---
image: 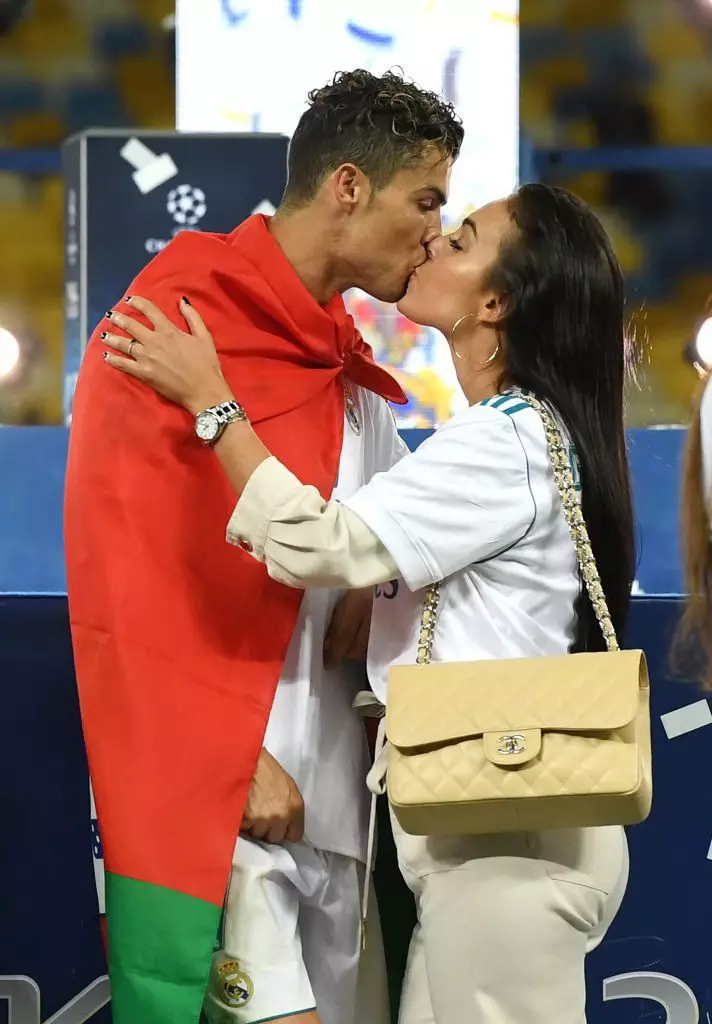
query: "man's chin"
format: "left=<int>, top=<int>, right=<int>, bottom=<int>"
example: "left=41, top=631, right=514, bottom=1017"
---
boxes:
left=369, top=286, right=408, bottom=305
left=361, top=274, right=411, bottom=305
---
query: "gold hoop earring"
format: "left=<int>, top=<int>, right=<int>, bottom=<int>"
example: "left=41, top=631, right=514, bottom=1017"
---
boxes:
left=449, top=313, right=500, bottom=366
left=452, top=340, right=500, bottom=366
left=450, top=312, right=477, bottom=338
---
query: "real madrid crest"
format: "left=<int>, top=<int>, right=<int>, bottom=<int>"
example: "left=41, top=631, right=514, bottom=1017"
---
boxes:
left=218, top=959, right=254, bottom=1009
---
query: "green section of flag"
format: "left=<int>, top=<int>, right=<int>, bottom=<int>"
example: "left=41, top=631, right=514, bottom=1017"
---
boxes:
left=106, top=871, right=220, bottom=1024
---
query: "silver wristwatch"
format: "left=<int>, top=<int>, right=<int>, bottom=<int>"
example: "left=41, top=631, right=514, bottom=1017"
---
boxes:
left=194, top=399, right=248, bottom=446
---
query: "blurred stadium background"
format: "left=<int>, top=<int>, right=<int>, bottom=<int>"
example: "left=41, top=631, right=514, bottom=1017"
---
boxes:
left=1, top=0, right=712, bottom=426
left=0, top=0, right=175, bottom=425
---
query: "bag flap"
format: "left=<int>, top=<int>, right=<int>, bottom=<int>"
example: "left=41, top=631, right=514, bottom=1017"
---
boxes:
left=386, top=649, right=648, bottom=751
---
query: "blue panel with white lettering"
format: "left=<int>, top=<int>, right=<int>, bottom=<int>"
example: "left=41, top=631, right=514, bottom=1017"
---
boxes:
left=585, top=597, right=712, bottom=1023
left=0, top=597, right=110, bottom=1024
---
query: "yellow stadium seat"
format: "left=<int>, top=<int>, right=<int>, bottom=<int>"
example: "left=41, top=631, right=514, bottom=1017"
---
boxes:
left=565, top=119, right=596, bottom=146
left=40, top=176, right=64, bottom=215
left=561, top=0, right=626, bottom=30
left=113, top=53, right=174, bottom=127
left=678, top=274, right=712, bottom=311
left=8, top=112, right=65, bottom=148
left=0, top=8, right=88, bottom=62
left=648, top=82, right=703, bottom=145
left=640, top=299, right=700, bottom=412
left=0, top=296, right=65, bottom=424
left=561, top=171, right=606, bottom=207
left=520, top=75, right=560, bottom=144
left=643, top=23, right=706, bottom=63
left=520, top=76, right=551, bottom=119
left=535, top=56, right=588, bottom=91
left=596, top=212, right=643, bottom=274
left=520, top=0, right=568, bottom=28
left=32, top=302, right=65, bottom=373
left=131, top=0, right=174, bottom=26
left=0, top=199, right=62, bottom=300
left=694, top=88, right=712, bottom=145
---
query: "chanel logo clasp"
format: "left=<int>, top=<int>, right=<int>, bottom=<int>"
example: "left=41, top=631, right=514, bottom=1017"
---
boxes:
left=497, top=733, right=526, bottom=756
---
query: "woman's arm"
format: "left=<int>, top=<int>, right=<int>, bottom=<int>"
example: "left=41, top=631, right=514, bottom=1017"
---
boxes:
left=102, top=296, right=535, bottom=595
left=101, top=297, right=398, bottom=589
left=224, top=453, right=397, bottom=589
left=194, top=406, right=399, bottom=589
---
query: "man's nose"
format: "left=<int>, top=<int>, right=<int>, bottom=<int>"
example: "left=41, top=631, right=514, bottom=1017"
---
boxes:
left=423, top=208, right=443, bottom=247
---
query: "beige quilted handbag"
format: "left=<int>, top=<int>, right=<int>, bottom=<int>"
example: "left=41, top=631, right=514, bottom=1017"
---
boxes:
left=386, top=392, right=652, bottom=836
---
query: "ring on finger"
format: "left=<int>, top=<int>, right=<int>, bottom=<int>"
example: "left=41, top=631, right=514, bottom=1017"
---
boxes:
left=128, top=339, right=137, bottom=359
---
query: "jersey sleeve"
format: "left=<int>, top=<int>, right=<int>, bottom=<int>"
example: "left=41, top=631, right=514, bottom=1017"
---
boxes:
left=227, top=458, right=398, bottom=589
left=344, top=408, right=537, bottom=591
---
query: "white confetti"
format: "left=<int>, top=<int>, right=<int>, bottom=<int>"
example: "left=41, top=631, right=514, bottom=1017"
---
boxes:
left=661, top=699, right=712, bottom=740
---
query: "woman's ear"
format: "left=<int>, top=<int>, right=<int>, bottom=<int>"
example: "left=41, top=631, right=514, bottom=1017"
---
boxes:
left=479, top=292, right=508, bottom=325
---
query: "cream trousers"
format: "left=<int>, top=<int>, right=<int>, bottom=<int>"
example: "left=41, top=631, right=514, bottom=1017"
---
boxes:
left=390, top=810, right=629, bottom=1024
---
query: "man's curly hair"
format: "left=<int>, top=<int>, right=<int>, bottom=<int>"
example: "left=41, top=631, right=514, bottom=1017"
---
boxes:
left=282, top=69, right=463, bottom=206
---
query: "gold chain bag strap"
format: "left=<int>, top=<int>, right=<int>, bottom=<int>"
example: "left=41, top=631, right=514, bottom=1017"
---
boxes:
left=385, top=391, right=652, bottom=836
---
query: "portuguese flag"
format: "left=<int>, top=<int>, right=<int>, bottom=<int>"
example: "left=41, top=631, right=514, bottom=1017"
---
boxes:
left=64, top=215, right=405, bottom=1023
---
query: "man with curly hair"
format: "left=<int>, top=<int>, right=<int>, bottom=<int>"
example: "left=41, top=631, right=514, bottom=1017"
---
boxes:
left=65, top=69, right=462, bottom=1024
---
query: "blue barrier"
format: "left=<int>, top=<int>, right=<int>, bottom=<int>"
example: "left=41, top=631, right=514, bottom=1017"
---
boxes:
left=0, top=425, right=687, bottom=599
left=0, top=147, right=61, bottom=174
left=0, top=595, right=110, bottom=1024
left=586, top=597, right=712, bottom=1023
left=534, top=145, right=712, bottom=176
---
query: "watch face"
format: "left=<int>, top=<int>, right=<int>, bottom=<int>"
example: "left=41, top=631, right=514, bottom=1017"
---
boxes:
left=196, top=411, right=220, bottom=443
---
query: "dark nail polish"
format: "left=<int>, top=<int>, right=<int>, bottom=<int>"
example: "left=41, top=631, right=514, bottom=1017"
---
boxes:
left=100, top=331, right=107, bottom=339
left=182, top=295, right=191, bottom=306
left=125, top=295, right=132, bottom=302
left=105, top=311, right=113, bottom=319
left=103, top=352, right=108, bottom=360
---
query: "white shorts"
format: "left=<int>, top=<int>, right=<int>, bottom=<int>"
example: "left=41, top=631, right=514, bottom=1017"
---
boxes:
left=202, top=837, right=389, bottom=1024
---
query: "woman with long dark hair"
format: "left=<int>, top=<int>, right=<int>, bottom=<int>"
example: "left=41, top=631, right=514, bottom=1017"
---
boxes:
left=103, top=183, right=635, bottom=1023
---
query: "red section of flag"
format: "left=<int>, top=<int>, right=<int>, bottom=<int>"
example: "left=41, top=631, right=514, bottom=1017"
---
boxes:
left=65, top=214, right=404, bottom=908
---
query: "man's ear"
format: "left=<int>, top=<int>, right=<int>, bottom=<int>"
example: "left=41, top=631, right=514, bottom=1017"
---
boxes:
left=331, top=163, right=369, bottom=212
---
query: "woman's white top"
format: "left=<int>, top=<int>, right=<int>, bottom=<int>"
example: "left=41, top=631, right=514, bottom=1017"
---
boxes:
left=229, top=392, right=581, bottom=704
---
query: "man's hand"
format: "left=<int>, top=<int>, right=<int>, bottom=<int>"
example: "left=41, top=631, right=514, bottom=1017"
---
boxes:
left=241, top=749, right=304, bottom=845
left=324, top=587, right=374, bottom=669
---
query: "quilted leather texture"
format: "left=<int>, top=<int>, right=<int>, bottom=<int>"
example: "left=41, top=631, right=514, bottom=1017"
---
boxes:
left=387, top=650, right=646, bottom=748
left=386, top=650, right=652, bottom=835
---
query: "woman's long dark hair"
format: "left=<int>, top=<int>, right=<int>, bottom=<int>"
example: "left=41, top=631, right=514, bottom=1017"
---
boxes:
left=488, top=183, right=635, bottom=651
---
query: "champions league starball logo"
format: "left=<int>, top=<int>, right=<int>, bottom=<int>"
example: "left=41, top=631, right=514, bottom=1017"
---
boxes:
left=166, top=184, right=208, bottom=227
left=144, top=184, right=209, bottom=254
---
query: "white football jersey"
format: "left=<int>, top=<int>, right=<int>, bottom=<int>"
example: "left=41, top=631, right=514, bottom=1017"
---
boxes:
left=264, top=385, right=408, bottom=862
left=345, top=392, right=581, bottom=703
